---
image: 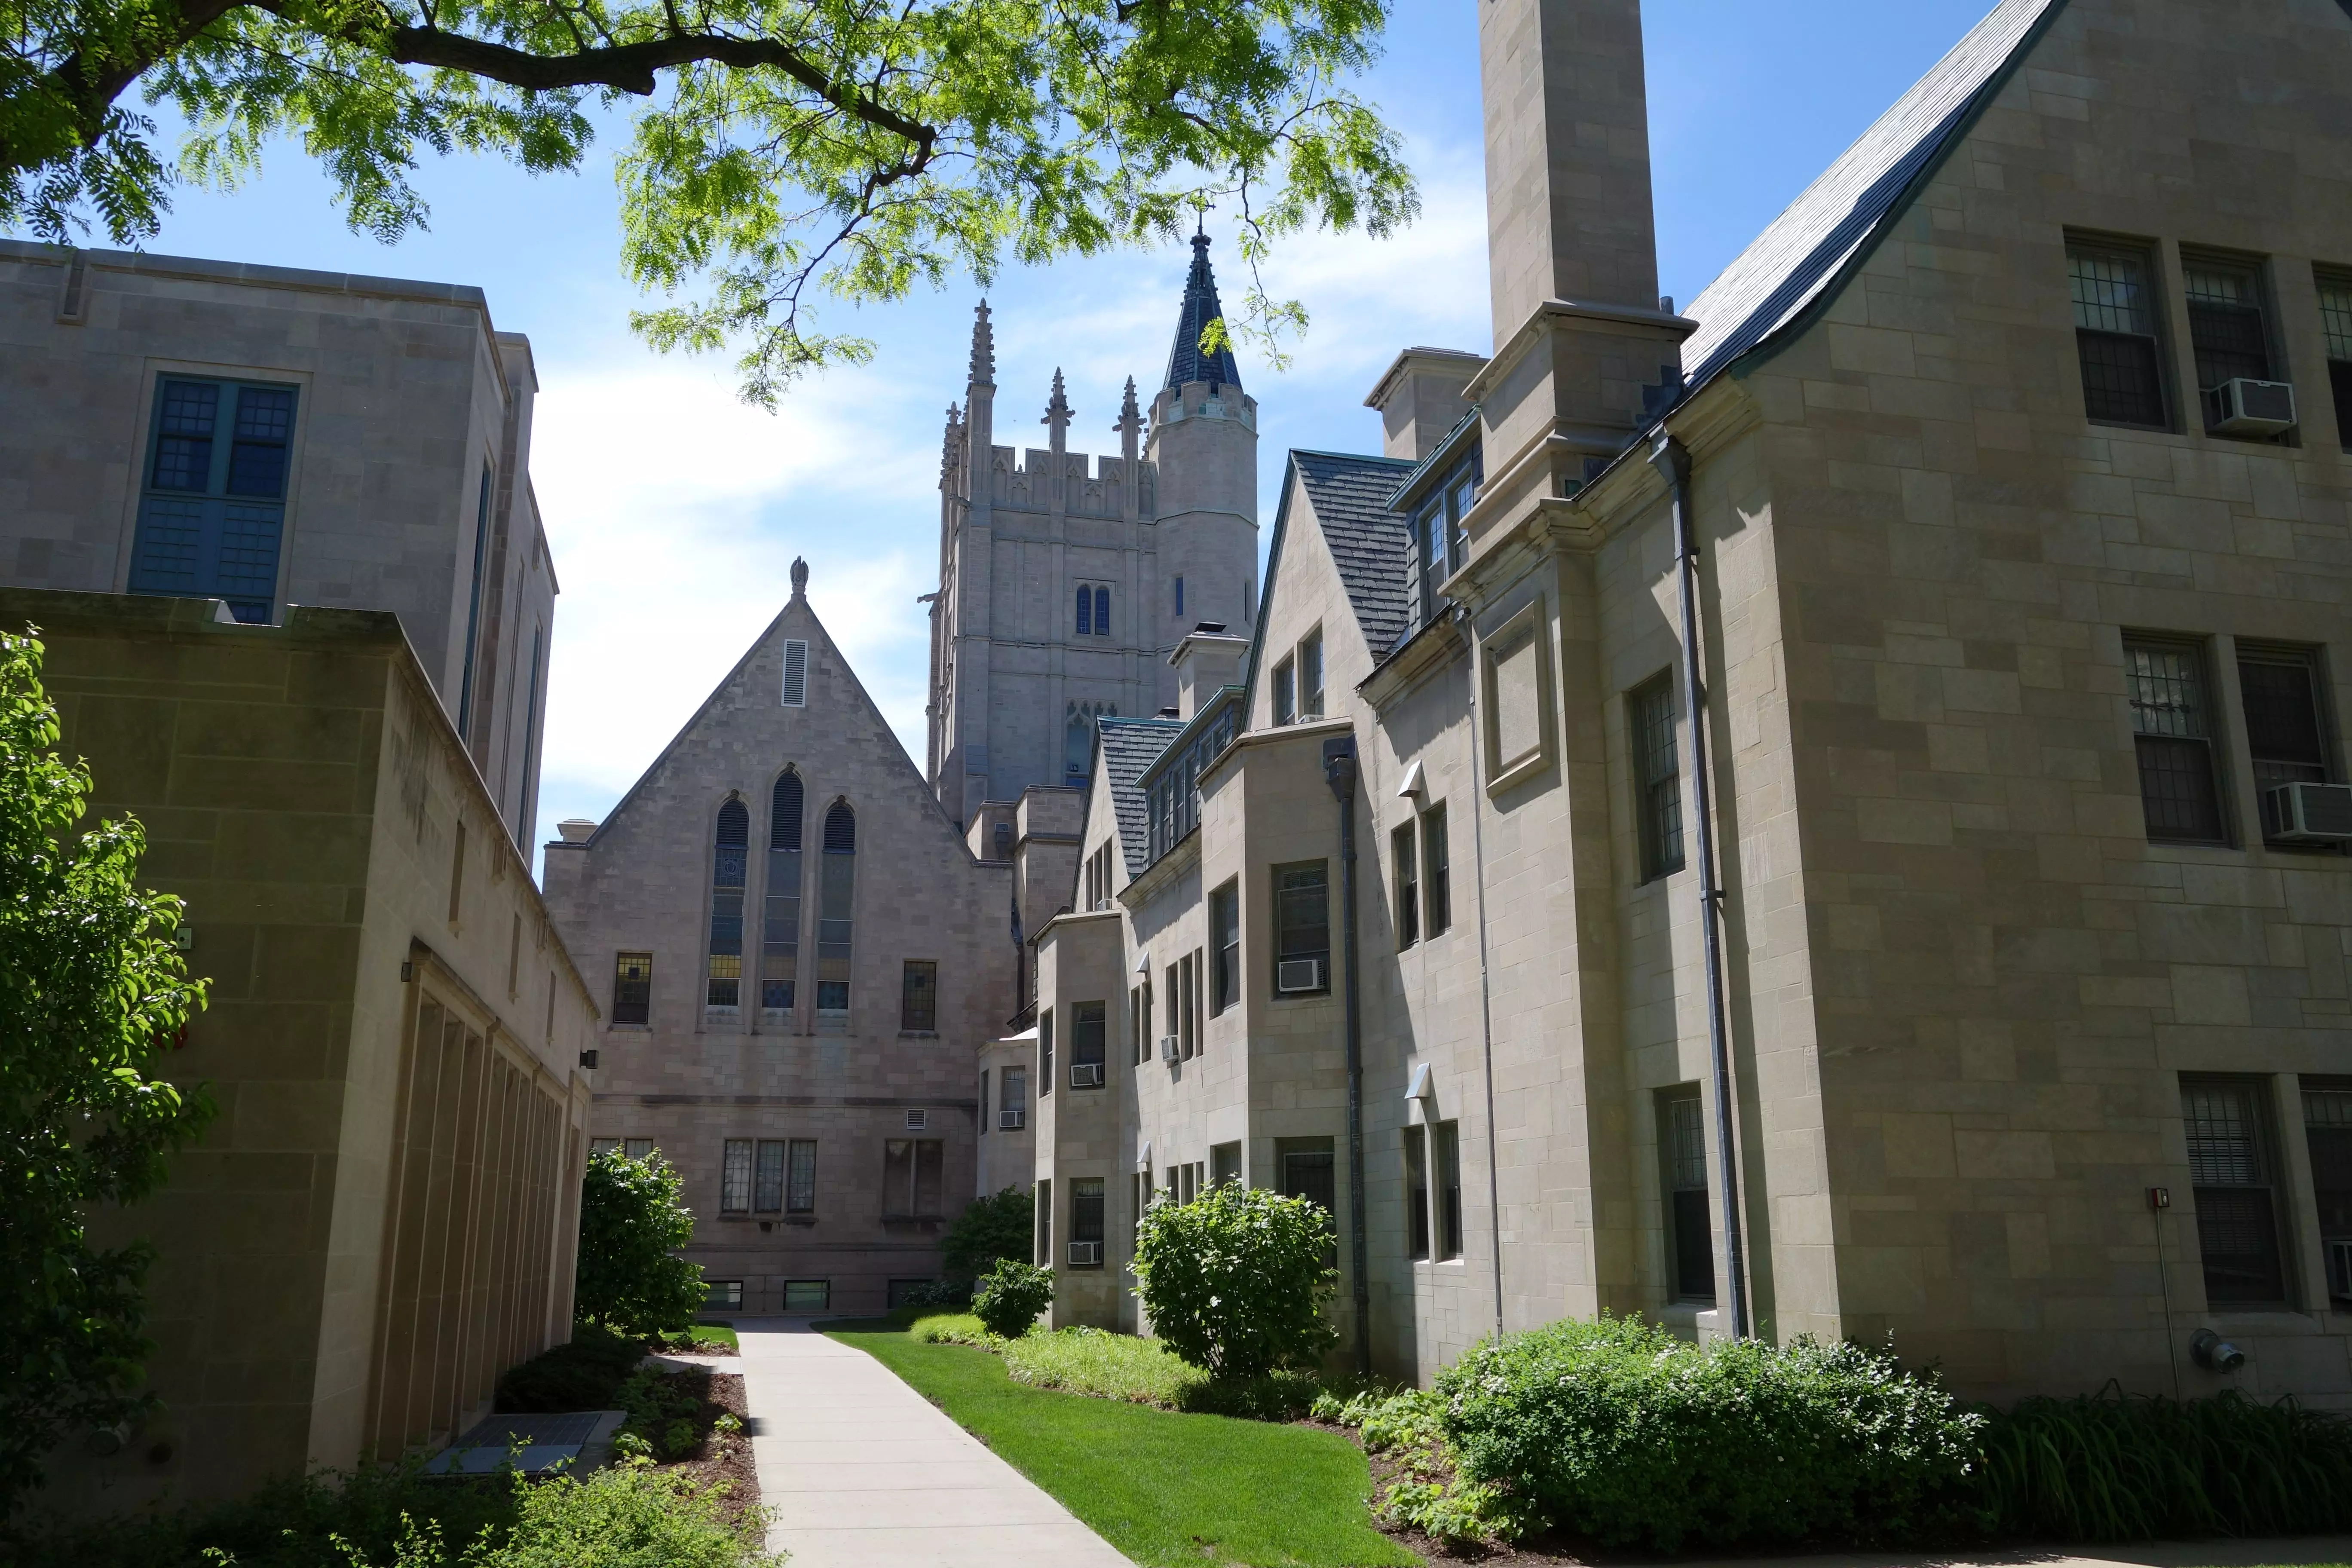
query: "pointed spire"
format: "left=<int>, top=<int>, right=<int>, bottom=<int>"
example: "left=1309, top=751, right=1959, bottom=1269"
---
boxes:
left=1164, top=231, right=1243, bottom=393
left=1114, top=376, right=1142, bottom=463
left=940, top=403, right=963, bottom=487
left=1042, top=368, right=1073, bottom=452
left=968, top=300, right=995, bottom=386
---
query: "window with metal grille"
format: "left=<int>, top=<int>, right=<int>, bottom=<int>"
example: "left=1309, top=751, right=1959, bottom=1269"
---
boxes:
left=2183, top=1078, right=2287, bottom=1305
left=2067, top=244, right=2168, bottom=428
left=129, top=375, right=301, bottom=624
left=2238, top=647, right=2333, bottom=840
left=2320, top=274, right=2352, bottom=450
left=1403, top=1124, right=1430, bottom=1260
left=721, top=1139, right=753, bottom=1213
left=1660, top=1090, right=1715, bottom=1303
left=2305, top=1084, right=2352, bottom=1303
left=1392, top=824, right=1419, bottom=949
left=2183, top=260, right=2274, bottom=398
left=1631, top=674, right=1685, bottom=881
left=902, top=961, right=937, bottom=1031
left=707, top=800, right=749, bottom=1011
left=1433, top=1121, right=1464, bottom=1261
left=1071, top=1000, right=1106, bottom=1082
left=1421, top=805, right=1452, bottom=938
left=1072, top=1178, right=1105, bottom=1260
left=763, top=772, right=802, bottom=1017
left=1273, top=861, right=1330, bottom=996
left=882, top=1138, right=945, bottom=1217
left=780, top=639, right=808, bottom=706
left=816, top=801, right=854, bottom=1013
left=787, top=1139, right=817, bottom=1213
left=1212, top=880, right=1240, bottom=1011
left=753, top=1139, right=786, bottom=1212
left=2124, top=640, right=2227, bottom=843
left=612, top=951, right=652, bottom=1026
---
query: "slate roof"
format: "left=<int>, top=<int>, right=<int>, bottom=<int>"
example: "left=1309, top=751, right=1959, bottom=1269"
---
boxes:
left=1293, top=450, right=1420, bottom=658
left=1164, top=233, right=1244, bottom=391
left=1097, top=717, right=1184, bottom=876
left=1677, top=0, right=2063, bottom=392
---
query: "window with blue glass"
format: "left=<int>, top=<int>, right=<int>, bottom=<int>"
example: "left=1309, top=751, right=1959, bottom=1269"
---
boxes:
left=129, top=376, right=299, bottom=623
left=1074, top=582, right=1111, bottom=637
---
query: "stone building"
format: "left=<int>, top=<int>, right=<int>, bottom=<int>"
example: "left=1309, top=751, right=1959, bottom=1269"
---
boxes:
left=542, top=562, right=1017, bottom=1315
left=0, top=241, right=557, bottom=848
left=1026, top=0, right=2352, bottom=1409
left=926, top=236, right=1263, bottom=824
left=12, top=590, right=599, bottom=1514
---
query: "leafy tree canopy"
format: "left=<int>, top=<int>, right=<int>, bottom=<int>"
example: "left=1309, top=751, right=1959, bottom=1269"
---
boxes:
left=941, top=1183, right=1031, bottom=1282
left=574, top=1148, right=706, bottom=1339
left=1, top=0, right=1417, bottom=401
left=0, top=629, right=210, bottom=1516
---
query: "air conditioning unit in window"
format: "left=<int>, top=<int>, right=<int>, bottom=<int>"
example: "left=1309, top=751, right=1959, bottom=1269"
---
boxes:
left=1159, top=1034, right=1180, bottom=1062
left=1067, top=1241, right=1102, bottom=1267
left=998, top=1109, right=1026, bottom=1131
left=2207, top=378, right=2297, bottom=435
left=1069, top=1062, right=1104, bottom=1088
left=2267, top=781, right=2352, bottom=843
left=1277, top=958, right=1326, bottom=993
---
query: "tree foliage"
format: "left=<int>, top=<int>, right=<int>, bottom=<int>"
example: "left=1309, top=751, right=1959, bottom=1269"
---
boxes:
left=941, top=1184, right=1031, bottom=1282
left=1130, top=1179, right=1334, bottom=1382
left=0, top=628, right=211, bottom=1517
left=970, top=1256, right=1054, bottom=1339
left=2, top=0, right=1417, bottom=401
left=574, top=1147, right=706, bottom=1339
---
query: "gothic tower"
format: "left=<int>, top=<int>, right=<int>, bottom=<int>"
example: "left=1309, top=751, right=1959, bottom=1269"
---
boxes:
left=925, top=240, right=1261, bottom=826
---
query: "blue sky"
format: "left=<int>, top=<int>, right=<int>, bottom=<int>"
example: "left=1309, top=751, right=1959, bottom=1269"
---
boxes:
left=108, top=0, right=1997, bottom=870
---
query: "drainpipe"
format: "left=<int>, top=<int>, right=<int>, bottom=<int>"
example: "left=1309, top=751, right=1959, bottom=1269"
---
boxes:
left=1648, top=433, right=1751, bottom=1341
left=1323, top=735, right=1373, bottom=1374
left=1461, top=618, right=1507, bottom=1343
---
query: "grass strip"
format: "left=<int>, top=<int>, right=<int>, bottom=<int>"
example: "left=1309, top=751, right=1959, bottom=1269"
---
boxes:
left=824, top=1320, right=1417, bottom=1568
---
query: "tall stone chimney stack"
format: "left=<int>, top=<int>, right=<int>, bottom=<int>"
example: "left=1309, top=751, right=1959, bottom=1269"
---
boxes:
left=1467, top=0, right=1690, bottom=537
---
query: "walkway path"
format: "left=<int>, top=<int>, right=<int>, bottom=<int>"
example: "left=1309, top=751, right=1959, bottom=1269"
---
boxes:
left=735, top=1318, right=1133, bottom=1567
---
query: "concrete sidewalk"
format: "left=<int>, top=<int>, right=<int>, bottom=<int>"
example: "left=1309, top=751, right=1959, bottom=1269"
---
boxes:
left=736, top=1318, right=1132, bottom=1567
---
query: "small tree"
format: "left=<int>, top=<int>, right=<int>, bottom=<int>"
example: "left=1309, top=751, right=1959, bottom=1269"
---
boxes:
left=1132, top=1182, right=1337, bottom=1383
left=942, top=1186, right=1033, bottom=1283
left=0, top=630, right=210, bottom=1517
left=575, top=1148, right=706, bottom=1340
left=971, top=1259, right=1054, bottom=1340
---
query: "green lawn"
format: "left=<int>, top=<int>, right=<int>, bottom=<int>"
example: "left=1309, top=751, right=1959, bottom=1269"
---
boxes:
left=824, top=1320, right=1418, bottom=1568
left=681, top=1321, right=740, bottom=1351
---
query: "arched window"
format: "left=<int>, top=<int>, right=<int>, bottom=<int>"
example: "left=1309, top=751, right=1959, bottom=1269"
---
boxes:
left=761, top=771, right=803, bottom=1021
left=706, top=799, right=749, bottom=1013
left=1075, top=584, right=1092, bottom=636
left=1066, top=713, right=1091, bottom=786
left=816, top=799, right=856, bottom=1017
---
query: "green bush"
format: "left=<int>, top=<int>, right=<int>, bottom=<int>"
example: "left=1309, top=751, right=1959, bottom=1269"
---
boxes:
left=496, top=1325, right=646, bottom=1413
left=575, top=1150, right=705, bottom=1340
left=910, top=1311, right=999, bottom=1347
left=971, top=1258, right=1054, bottom=1338
left=1130, top=1181, right=1336, bottom=1382
left=942, top=1186, right=1033, bottom=1281
left=1433, top=1316, right=1982, bottom=1550
left=1978, top=1385, right=2352, bottom=1540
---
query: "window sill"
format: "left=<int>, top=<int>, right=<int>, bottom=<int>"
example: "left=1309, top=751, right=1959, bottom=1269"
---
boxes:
left=607, top=1023, right=652, bottom=1033
left=899, top=1030, right=939, bottom=1040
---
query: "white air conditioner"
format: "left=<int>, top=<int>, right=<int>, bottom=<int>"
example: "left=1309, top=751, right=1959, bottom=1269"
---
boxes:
left=1277, top=957, right=1326, bottom=993
left=1159, top=1034, right=1180, bottom=1062
left=998, top=1109, right=1026, bottom=1131
left=1067, top=1241, right=1102, bottom=1267
left=1069, top=1061, right=1105, bottom=1088
left=2207, top=378, right=2296, bottom=435
left=2268, top=781, right=2352, bottom=843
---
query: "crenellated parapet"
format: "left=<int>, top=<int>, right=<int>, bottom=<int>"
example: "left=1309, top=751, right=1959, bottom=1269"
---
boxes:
left=982, top=445, right=1157, bottom=519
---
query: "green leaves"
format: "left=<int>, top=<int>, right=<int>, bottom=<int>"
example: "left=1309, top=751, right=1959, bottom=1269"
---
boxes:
left=942, top=1183, right=1034, bottom=1282
left=575, top=1147, right=709, bottom=1339
left=1130, top=1179, right=1336, bottom=1383
left=2, top=0, right=1415, bottom=402
left=971, top=1256, right=1054, bottom=1338
left=0, top=628, right=211, bottom=1517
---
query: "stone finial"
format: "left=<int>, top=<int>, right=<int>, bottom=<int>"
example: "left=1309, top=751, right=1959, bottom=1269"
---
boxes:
left=790, top=556, right=809, bottom=597
left=1042, top=368, right=1073, bottom=453
left=940, top=403, right=963, bottom=487
left=1114, top=376, right=1142, bottom=461
left=968, top=300, right=995, bottom=386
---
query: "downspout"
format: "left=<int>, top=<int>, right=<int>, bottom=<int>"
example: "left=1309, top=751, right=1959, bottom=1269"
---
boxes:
left=1323, top=735, right=1373, bottom=1374
left=1461, top=611, right=1506, bottom=1342
left=1648, top=433, right=1751, bottom=1341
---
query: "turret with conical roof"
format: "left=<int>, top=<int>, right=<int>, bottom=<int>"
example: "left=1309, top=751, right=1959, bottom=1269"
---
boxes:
left=1164, top=231, right=1244, bottom=392
left=1148, top=230, right=1260, bottom=662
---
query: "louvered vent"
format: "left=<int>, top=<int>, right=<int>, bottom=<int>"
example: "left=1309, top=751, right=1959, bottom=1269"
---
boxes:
left=781, top=639, right=808, bottom=707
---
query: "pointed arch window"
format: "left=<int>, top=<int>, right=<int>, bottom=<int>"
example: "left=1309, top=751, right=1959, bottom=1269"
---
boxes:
left=762, top=771, right=803, bottom=1023
left=1065, top=701, right=1116, bottom=787
left=816, top=799, right=855, bottom=1019
left=706, top=799, right=749, bottom=1016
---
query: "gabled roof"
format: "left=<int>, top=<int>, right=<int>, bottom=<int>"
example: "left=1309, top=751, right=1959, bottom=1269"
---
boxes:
left=1164, top=233, right=1244, bottom=391
left=1292, top=450, right=1420, bottom=657
left=1096, top=717, right=1185, bottom=876
left=1678, top=0, right=2064, bottom=392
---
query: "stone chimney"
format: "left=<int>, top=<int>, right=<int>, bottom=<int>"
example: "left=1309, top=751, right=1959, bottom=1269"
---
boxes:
left=1470, top=0, right=1691, bottom=530
left=1169, top=622, right=1249, bottom=718
left=1365, top=347, right=1489, bottom=462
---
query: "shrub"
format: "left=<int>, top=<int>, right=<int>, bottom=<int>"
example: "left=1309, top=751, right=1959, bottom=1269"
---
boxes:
left=894, top=1277, right=974, bottom=1309
left=910, top=1312, right=999, bottom=1347
left=941, top=1187, right=1033, bottom=1281
left=1978, top=1385, right=2352, bottom=1540
left=496, top=1325, right=647, bottom=1413
left=1433, top=1316, right=1982, bottom=1550
left=1130, top=1180, right=1337, bottom=1382
left=575, top=1149, right=705, bottom=1340
left=971, top=1258, right=1054, bottom=1338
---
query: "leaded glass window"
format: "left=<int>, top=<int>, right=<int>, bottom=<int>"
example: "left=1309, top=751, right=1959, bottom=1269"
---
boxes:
left=2068, top=245, right=2168, bottom=428
left=2125, top=640, right=2227, bottom=843
left=763, top=772, right=802, bottom=1018
left=706, top=800, right=749, bottom=1011
left=817, top=801, right=855, bottom=1014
